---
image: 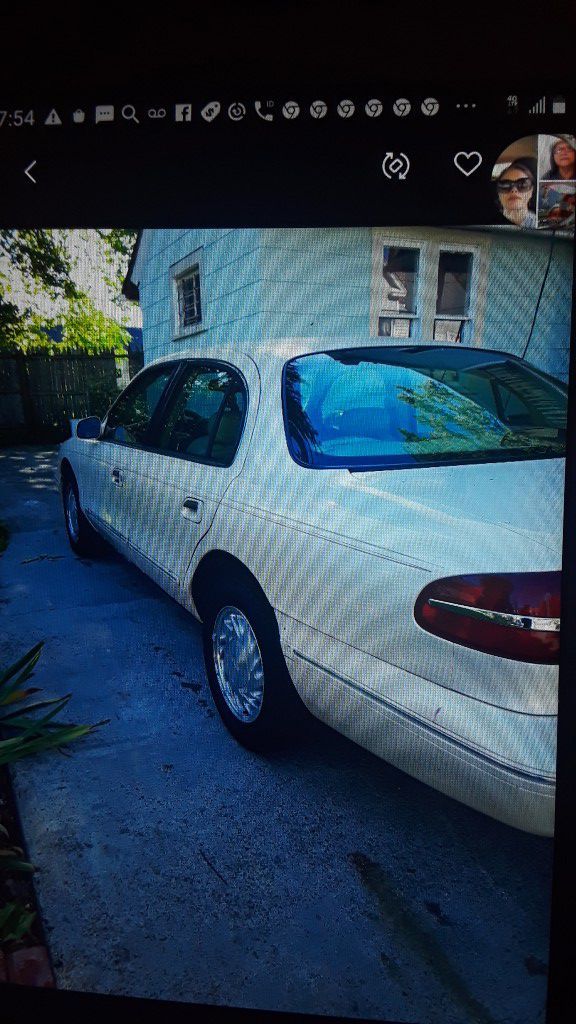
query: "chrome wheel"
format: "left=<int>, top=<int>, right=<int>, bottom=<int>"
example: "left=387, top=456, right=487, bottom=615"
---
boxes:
left=65, top=486, right=80, bottom=543
left=212, top=605, right=265, bottom=722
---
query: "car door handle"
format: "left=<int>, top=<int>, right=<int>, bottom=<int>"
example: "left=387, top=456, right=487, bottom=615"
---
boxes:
left=111, top=468, right=123, bottom=485
left=181, top=497, right=203, bottom=522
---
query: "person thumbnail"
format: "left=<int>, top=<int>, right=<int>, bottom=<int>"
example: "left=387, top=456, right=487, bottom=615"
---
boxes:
left=540, top=134, right=576, bottom=181
left=492, top=134, right=574, bottom=234
left=537, top=134, right=576, bottom=231
left=494, top=157, right=538, bottom=228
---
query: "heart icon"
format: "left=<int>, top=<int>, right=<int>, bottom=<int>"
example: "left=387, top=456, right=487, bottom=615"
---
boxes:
left=454, top=151, right=482, bottom=176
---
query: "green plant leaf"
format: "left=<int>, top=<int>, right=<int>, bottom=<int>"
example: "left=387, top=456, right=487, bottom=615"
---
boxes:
left=0, top=642, right=43, bottom=689
left=0, top=695, right=72, bottom=743
left=0, top=661, right=44, bottom=711
left=0, top=661, right=43, bottom=700
left=0, top=694, right=77, bottom=723
left=0, top=687, right=41, bottom=707
left=0, top=854, right=35, bottom=873
left=0, top=642, right=109, bottom=765
left=0, top=719, right=108, bottom=766
left=0, top=902, right=36, bottom=943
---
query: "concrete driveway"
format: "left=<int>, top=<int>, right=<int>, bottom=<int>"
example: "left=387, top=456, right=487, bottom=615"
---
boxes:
left=0, top=446, right=553, bottom=1023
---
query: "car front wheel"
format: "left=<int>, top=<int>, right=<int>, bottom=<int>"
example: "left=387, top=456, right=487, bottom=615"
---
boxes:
left=202, top=578, right=307, bottom=750
left=62, top=473, right=100, bottom=556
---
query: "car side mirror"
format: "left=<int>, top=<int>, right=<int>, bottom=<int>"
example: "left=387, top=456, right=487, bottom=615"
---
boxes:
left=76, top=416, right=102, bottom=440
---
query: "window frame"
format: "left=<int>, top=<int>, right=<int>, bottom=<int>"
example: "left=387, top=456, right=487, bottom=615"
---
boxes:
left=144, top=358, right=249, bottom=469
left=432, top=317, right=467, bottom=343
left=370, top=230, right=489, bottom=345
left=177, top=267, right=202, bottom=329
left=378, top=315, right=414, bottom=339
left=170, top=247, right=206, bottom=341
left=366, top=237, right=422, bottom=337
left=101, top=360, right=183, bottom=450
left=433, top=247, right=475, bottom=342
left=435, top=249, right=474, bottom=318
left=381, top=245, right=421, bottom=317
left=281, top=346, right=567, bottom=473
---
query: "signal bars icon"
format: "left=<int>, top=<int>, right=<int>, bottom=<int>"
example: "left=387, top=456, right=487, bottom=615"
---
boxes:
left=529, top=96, right=546, bottom=115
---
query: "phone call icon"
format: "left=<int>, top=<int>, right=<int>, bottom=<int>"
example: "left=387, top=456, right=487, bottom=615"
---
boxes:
left=255, top=101, right=274, bottom=122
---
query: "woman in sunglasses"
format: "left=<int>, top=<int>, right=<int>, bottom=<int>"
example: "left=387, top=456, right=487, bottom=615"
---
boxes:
left=495, top=158, right=538, bottom=228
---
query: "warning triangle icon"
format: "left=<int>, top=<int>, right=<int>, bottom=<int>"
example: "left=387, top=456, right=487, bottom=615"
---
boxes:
left=44, top=109, right=62, bottom=126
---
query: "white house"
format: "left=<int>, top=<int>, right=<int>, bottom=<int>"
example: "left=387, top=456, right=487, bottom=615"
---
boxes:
left=123, top=226, right=573, bottom=381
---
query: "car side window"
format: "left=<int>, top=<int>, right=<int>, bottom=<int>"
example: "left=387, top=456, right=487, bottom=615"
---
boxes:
left=155, top=362, right=247, bottom=466
left=103, top=364, right=177, bottom=446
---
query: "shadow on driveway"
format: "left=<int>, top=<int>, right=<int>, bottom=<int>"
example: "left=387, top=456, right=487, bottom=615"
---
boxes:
left=0, top=446, right=553, bottom=1024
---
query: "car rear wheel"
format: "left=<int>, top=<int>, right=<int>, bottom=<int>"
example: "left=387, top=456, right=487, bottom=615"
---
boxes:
left=202, top=577, right=307, bottom=750
left=62, top=473, right=101, bottom=557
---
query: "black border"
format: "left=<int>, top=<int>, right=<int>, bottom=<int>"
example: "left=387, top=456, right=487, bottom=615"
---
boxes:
left=0, top=6, right=575, bottom=1013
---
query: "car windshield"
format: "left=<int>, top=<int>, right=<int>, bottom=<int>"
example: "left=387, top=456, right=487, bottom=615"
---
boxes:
left=282, top=346, right=567, bottom=471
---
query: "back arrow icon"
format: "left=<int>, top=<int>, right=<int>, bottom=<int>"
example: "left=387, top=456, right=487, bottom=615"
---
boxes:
left=24, top=160, right=37, bottom=184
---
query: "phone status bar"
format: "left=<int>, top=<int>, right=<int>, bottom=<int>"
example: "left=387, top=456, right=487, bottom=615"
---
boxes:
left=0, top=93, right=570, bottom=129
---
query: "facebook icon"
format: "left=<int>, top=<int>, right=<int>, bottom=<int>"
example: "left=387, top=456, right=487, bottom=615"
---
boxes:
left=175, top=104, right=192, bottom=122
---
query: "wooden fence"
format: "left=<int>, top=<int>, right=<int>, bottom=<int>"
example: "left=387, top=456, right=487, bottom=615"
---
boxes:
left=0, top=352, right=144, bottom=444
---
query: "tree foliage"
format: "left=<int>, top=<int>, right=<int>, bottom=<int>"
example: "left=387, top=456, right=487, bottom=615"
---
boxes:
left=0, top=230, right=78, bottom=300
left=0, top=229, right=137, bottom=354
left=94, top=228, right=136, bottom=260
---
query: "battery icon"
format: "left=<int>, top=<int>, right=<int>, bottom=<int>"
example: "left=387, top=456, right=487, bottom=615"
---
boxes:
left=552, top=96, right=566, bottom=114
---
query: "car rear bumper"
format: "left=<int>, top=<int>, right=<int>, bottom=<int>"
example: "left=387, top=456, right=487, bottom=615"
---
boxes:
left=288, top=645, right=556, bottom=836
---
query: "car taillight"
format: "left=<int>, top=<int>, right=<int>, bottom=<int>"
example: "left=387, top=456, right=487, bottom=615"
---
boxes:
left=414, top=572, right=560, bottom=664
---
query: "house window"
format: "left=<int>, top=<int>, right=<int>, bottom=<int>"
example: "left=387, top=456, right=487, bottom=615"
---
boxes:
left=434, top=251, right=472, bottom=342
left=176, top=267, right=202, bottom=330
left=380, top=246, right=419, bottom=339
left=433, top=319, right=465, bottom=343
left=372, top=233, right=485, bottom=345
left=382, top=247, right=419, bottom=313
left=436, top=252, right=472, bottom=315
left=378, top=316, right=412, bottom=338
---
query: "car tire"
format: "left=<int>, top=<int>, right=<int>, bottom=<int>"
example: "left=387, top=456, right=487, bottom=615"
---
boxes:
left=62, top=472, right=101, bottom=557
left=202, top=576, right=308, bottom=751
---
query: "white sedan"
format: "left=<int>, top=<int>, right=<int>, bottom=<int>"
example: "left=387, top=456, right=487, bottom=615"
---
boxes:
left=58, top=340, right=565, bottom=835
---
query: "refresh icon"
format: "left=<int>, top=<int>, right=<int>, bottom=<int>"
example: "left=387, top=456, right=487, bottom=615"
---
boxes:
left=382, top=152, right=410, bottom=180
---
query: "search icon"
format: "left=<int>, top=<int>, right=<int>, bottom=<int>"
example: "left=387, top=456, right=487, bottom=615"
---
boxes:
left=122, top=104, right=139, bottom=124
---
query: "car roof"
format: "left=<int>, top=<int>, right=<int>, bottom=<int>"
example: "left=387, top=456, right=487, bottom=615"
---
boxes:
left=145, top=338, right=528, bottom=371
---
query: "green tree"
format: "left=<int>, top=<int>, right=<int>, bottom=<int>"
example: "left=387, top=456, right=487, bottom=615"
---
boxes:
left=0, top=229, right=137, bottom=352
left=0, top=230, right=78, bottom=300
left=0, top=230, right=78, bottom=341
left=61, top=295, right=131, bottom=354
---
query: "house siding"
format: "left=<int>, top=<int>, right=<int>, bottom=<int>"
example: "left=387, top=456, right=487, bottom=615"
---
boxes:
left=134, top=227, right=571, bottom=382
left=481, top=232, right=572, bottom=381
left=258, top=227, right=373, bottom=339
left=135, top=229, right=263, bottom=363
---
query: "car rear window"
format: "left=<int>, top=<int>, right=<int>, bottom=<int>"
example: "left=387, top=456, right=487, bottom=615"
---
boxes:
left=282, top=347, right=567, bottom=471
